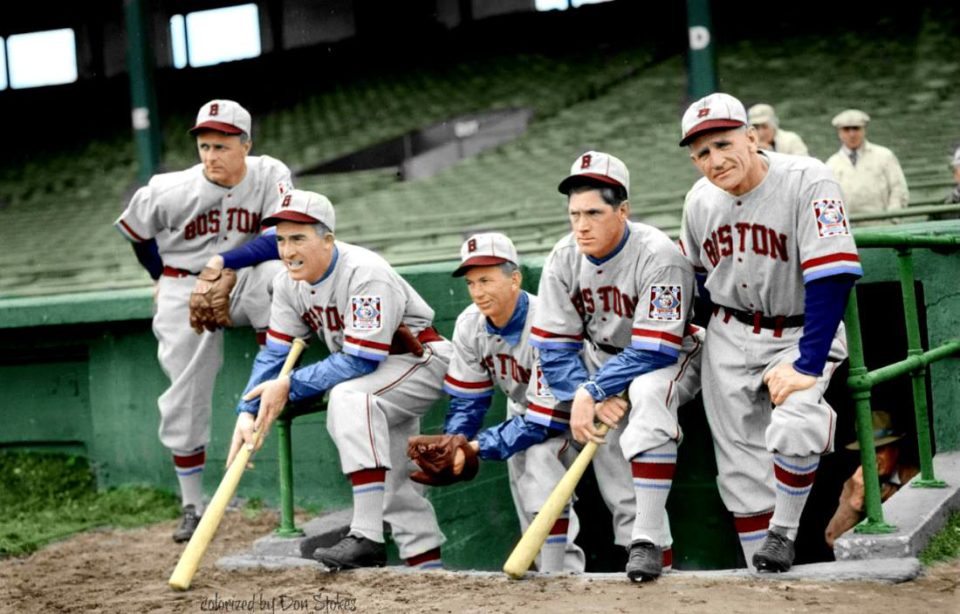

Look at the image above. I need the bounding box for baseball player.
[531,151,703,582]
[747,103,809,156]
[406,232,586,573]
[825,109,909,225]
[226,189,452,571]
[114,99,293,542]
[678,93,863,572]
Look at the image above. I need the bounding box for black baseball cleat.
[625,540,662,582]
[752,530,796,572]
[172,504,202,543]
[312,533,387,571]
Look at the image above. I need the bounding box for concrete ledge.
[217,555,325,571]
[835,451,960,560]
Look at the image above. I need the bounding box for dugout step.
[248,507,352,558]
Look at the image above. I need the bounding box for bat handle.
[168,338,306,591]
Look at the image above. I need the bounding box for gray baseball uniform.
[679,151,863,515]
[114,155,292,454]
[533,221,702,549]
[266,241,450,560]
[443,292,586,572]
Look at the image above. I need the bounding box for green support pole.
[685,0,718,99]
[895,249,946,488]
[275,417,304,537]
[844,292,896,534]
[124,0,162,184]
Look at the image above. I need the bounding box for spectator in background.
[824,410,918,548]
[748,103,809,156]
[932,146,960,221]
[826,109,909,226]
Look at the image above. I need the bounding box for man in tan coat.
[826,109,909,225]
[748,103,809,156]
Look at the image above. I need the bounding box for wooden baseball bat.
[502,422,610,579]
[168,337,306,591]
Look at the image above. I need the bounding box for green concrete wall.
[0,223,957,570]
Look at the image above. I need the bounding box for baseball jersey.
[114,156,293,271]
[265,242,434,361]
[770,129,808,157]
[680,151,863,317]
[531,221,695,369]
[826,141,909,217]
[443,292,563,430]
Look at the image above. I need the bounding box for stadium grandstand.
[0,0,958,297]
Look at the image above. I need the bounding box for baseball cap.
[189,99,252,136]
[831,109,870,129]
[679,92,748,146]
[845,410,904,450]
[452,232,519,277]
[748,103,777,126]
[557,151,630,196]
[262,189,336,231]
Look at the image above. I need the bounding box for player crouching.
[226,190,452,571]
[407,233,586,573]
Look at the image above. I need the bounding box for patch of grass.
[919,511,960,565]
[0,452,180,558]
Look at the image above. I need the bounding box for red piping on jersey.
[119,219,146,242]
[374,351,432,396]
[443,375,494,389]
[530,327,584,341]
[631,328,683,345]
[527,402,570,419]
[267,328,295,342]
[345,335,391,351]
[801,252,860,270]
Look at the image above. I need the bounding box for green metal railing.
[844,231,960,534]
[274,398,328,537]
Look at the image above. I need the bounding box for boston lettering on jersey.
[301,305,344,333]
[183,207,263,240]
[572,286,639,319]
[482,353,531,385]
[701,223,789,267]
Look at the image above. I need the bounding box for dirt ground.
[1,510,957,614]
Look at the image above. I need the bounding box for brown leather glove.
[188,267,237,333]
[407,434,479,486]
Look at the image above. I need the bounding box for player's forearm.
[538,348,590,401]
[443,395,492,441]
[131,238,163,280]
[287,352,378,402]
[794,275,855,376]
[220,231,279,270]
[476,415,553,461]
[236,344,291,414]
[586,348,677,400]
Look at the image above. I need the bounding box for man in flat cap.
[826,109,909,225]
[748,103,809,156]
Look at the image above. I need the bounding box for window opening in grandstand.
[0,40,7,90]
[6,28,77,89]
[536,0,613,10]
[169,3,261,69]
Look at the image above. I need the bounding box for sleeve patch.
[350,296,382,330]
[648,285,683,321]
[813,199,850,238]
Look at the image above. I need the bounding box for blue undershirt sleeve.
[538,348,590,402]
[132,238,163,280]
[221,231,279,270]
[794,274,856,376]
[236,344,290,414]
[286,353,379,403]
[443,395,492,440]
[583,348,677,401]
[476,416,555,461]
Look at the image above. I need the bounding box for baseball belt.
[717,305,804,330]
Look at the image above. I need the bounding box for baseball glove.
[407,434,479,486]
[188,267,238,333]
